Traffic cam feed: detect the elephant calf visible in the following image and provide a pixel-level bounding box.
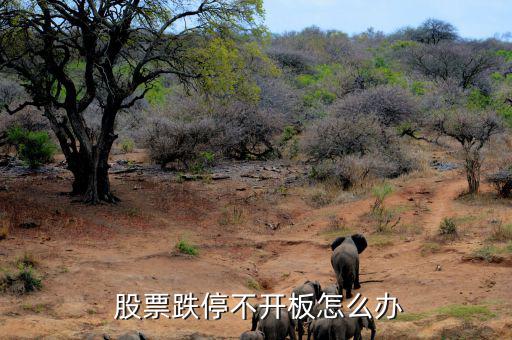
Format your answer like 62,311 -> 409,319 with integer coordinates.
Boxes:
291,280 -> 323,340
240,330 -> 265,340
308,316 -> 376,340
251,306 -> 296,340
330,234 -> 368,299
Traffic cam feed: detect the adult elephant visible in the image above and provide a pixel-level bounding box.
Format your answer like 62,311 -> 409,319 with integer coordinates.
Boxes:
330,234 -> 368,299
251,306 -> 296,340
291,280 -> 323,340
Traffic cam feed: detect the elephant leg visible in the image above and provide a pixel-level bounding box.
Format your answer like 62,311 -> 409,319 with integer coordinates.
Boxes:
336,272 -> 344,300
353,328 -> 362,340
354,261 -> 361,290
289,321 -> 297,340
298,319 -> 304,340
344,278 -> 353,299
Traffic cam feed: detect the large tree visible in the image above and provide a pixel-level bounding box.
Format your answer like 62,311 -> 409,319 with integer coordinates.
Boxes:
0,0 -> 264,203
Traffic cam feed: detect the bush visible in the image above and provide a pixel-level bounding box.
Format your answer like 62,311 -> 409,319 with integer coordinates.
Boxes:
1,264 -> 42,295
487,168 -> 512,197
119,138 -> 135,153
331,85 -> 419,126
6,127 -> 56,168
439,218 -> 457,236
175,239 -> 199,256
214,106 -> 282,160
304,115 -> 418,186
145,118 -> 216,169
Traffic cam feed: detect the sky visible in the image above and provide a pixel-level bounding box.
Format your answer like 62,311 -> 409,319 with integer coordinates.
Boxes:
264,0 -> 512,40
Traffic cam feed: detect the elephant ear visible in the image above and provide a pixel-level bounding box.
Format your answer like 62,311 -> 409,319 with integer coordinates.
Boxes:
351,234 -> 368,253
331,237 -> 346,251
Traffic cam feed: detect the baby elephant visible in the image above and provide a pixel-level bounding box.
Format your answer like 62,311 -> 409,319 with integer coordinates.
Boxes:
252,306 -> 296,340
291,280 -> 323,340
240,330 -> 265,340
309,316 -> 376,340
330,234 -> 367,299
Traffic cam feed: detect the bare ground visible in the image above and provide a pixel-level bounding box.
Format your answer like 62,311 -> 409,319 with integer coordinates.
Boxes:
0,153 -> 511,339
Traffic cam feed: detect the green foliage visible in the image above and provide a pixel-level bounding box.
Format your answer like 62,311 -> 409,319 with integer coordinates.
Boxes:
467,89 -> 492,110
120,138 -> 135,153
296,64 -> 340,88
175,239 -> 199,256
411,81 -> 426,95
6,127 -> 56,168
190,151 -> 215,174
303,88 -> 336,106
439,218 -> 457,236
436,304 -> 495,320
145,78 -> 173,107
280,126 -> 298,144
1,264 -> 42,295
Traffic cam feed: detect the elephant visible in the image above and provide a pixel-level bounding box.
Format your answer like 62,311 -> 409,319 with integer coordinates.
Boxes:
118,332 -> 147,340
251,305 -> 297,340
291,280 -> 323,340
330,234 -> 367,299
240,330 -> 265,340
308,316 -> 376,340
322,284 -> 338,296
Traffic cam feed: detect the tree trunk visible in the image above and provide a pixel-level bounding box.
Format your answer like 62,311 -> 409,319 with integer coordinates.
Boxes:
82,140 -> 118,204
465,152 -> 481,194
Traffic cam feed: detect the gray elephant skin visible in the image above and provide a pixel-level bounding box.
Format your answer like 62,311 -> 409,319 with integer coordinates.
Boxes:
240,330 -> 265,340
308,316 -> 376,340
330,234 -> 367,299
251,306 -> 297,340
291,280 -> 323,340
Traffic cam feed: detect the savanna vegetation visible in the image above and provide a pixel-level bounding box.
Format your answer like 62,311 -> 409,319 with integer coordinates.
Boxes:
1,1 -> 512,339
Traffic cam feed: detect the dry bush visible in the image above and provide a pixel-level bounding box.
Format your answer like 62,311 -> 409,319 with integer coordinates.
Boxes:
331,85 -> 419,126
144,117 -> 216,169
304,115 -> 419,188
214,105 -> 283,160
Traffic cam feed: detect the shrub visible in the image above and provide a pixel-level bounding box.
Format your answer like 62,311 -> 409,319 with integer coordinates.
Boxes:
214,106 -> 282,160
490,222 -> 512,242
175,239 -> 199,256
487,168 -> 512,197
119,138 -> 135,153
331,85 -> 419,126
6,127 -> 56,168
439,218 -> 457,236
145,118 -> 216,169
1,264 -> 42,295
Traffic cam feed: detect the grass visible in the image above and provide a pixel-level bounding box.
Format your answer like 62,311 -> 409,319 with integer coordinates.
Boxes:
436,304 -> 496,320
22,303 -> 49,314
218,205 -> 245,226
470,243 -> 512,262
319,215 -> 354,239
247,277 -> 262,291
368,234 -> 394,248
489,222 -> 512,242
420,242 -> 441,256
15,252 -> 39,268
175,239 -> 199,256
395,304 -> 496,323
307,188 -> 333,208
0,264 -> 42,295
